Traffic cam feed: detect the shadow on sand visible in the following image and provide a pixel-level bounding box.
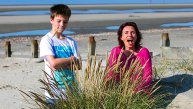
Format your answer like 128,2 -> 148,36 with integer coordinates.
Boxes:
155,73 -> 193,107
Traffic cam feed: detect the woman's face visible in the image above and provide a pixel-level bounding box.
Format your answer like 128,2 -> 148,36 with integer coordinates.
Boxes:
120,26 -> 137,49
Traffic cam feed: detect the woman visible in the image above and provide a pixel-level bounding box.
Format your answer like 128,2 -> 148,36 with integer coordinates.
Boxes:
107,22 -> 152,92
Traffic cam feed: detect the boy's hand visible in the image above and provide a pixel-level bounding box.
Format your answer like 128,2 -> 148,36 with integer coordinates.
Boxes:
55,56 -> 81,70
71,56 -> 82,70
75,59 -> 82,70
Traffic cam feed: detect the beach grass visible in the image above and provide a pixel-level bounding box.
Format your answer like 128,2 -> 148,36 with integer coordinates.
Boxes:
19,52 -> 171,109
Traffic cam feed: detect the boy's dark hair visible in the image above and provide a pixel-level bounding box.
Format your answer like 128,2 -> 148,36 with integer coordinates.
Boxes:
50,4 -> 71,19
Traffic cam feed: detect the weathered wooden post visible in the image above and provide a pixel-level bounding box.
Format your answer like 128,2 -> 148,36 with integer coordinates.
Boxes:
161,33 -> 170,47
5,41 -> 11,57
31,40 -> 38,58
149,52 -> 153,58
88,36 -> 96,55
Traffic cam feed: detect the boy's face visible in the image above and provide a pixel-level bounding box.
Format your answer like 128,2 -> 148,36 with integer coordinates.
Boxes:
50,15 -> 69,34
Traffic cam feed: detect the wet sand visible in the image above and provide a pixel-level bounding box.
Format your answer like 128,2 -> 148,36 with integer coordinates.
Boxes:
0,4 -> 193,34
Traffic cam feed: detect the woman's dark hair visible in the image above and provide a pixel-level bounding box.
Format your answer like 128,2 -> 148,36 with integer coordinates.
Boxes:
50,4 -> 71,19
117,22 -> 142,49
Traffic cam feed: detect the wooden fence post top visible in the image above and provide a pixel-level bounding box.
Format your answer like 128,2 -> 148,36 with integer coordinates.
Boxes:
161,32 -> 170,47
5,41 -> 10,45
89,36 -> 95,42
88,36 -> 96,56
89,36 -> 95,39
5,41 -> 11,57
162,33 -> 168,35
32,40 -> 38,44
162,33 -> 169,39
31,40 -> 38,58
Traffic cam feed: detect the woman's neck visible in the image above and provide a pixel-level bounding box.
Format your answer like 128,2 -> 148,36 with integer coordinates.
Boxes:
124,46 -> 142,56
124,47 -> 135,53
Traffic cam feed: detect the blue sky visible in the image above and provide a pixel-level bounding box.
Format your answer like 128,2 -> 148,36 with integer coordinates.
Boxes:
0,0 -> 193,5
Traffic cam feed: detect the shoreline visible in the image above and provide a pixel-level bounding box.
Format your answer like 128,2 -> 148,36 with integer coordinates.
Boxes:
1,4 -> 193,11
0,16 -> 193,34
1,27 -> 193,43
0,4 -> 193,35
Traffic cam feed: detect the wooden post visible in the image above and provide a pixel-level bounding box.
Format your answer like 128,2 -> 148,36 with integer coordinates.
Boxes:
31,40 -> 38,58
5,41 -> 11,57
161,33 -> 170,47
88,36 -> 96,55
149,52 -> 153,58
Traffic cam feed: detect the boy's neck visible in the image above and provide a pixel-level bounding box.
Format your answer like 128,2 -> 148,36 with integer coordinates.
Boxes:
50,30 -> 64,39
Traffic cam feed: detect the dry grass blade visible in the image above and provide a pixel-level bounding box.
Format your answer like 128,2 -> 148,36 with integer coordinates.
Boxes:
19,51 -> 167,109
52,28 -> 58,37
19,90 -> 32,104
96,58 -> 103,74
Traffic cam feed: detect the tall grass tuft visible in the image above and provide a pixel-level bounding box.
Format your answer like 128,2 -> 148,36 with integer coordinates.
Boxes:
20,53 -> 168,109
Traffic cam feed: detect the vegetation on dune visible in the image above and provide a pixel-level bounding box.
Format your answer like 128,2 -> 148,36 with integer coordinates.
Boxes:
20,53 -> 182,109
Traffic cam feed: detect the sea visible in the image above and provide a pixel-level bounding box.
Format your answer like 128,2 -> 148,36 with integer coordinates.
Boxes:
0,0 -> 193,38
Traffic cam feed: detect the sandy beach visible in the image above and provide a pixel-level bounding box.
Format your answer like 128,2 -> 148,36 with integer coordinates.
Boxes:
0,4 -> 193,109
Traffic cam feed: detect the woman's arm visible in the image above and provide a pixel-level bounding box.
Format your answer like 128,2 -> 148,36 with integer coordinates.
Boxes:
107,47 -> 121,81
140,48 -> 152,92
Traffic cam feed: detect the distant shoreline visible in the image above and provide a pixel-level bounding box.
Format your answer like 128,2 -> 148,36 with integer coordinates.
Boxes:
1,4 -> 193,12
0,4 -> 193,37
0,13 -> 193,35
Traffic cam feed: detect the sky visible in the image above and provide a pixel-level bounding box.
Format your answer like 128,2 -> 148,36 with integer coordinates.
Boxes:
0,0 -> 193,5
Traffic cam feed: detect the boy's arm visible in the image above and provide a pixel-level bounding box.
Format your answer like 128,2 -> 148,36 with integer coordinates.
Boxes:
74,58 -> 82,70
72,39 -> 81,70
46,55 -> 75,70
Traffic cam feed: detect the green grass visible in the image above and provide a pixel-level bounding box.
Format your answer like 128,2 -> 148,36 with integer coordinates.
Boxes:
20,53 -> 170,109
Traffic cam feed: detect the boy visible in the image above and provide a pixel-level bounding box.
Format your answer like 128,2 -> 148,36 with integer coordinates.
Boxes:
39,4 -> 79,102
